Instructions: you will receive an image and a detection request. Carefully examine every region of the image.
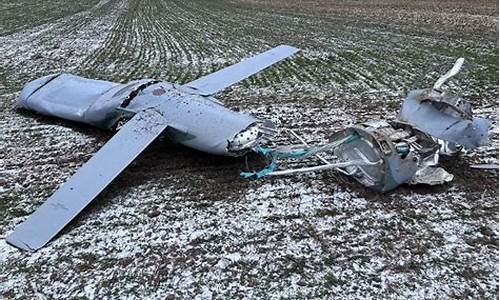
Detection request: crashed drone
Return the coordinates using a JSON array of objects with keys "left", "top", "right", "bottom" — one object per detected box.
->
[
  {"left": 7, "top": 45, "right": 489, "bottom": 251},
  {"left": 8, "top": 45, "right": 298, "bottom": 251}
]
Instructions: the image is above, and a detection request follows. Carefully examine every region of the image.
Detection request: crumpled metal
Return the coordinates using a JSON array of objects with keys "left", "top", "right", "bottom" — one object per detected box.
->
[{"left": 397, "top": 89, "right": 490, "bottom": 150}]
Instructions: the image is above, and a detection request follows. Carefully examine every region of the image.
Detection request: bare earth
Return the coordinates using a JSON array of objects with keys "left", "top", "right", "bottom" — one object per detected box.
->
[{"left": 0, "top": 0, "right": 498, "bottom": 299}]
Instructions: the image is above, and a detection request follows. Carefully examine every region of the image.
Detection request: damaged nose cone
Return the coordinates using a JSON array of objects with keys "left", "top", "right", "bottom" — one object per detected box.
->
[{"left": 227, "top": 120, "right": 278, "bottom": 154}]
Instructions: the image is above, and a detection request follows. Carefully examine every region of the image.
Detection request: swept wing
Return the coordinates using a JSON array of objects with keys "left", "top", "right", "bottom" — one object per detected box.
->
[
  {"left": 184, "top": 45, "right": 299, "bottom": 95},
  {"left": 7, "top": 109, "right": 169, "bottom": 251}
]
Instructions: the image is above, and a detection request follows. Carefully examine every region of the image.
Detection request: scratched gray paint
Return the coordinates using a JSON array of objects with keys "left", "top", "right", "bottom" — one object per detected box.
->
[
  {"left": 16, "top": 74, "right": 158, "bottom": 129},
  {"left": 131, "top": 82, "right": 259, "bottom": 155},
  {"left": 8, "top": 45, "right": 299, "bottom": 251},
  {"left": 17, "top": 74, "right": 118, "bottom": 126}
]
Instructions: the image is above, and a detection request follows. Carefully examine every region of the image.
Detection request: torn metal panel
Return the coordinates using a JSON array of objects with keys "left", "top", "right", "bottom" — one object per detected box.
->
[
  {"left": 244, "top": 121, "right": 444, "bottom": 192},
  {"left": 433, "top": 57, "right": 465, "bottom": 90},
  {"left": 397, "top": 89, "right": 490, "bottom": 149},
  {"left": 338, "top": 121, "right": 446, "bottom": 189},
  {"left": 470, "top": 164, "right": 499, "bottom": 170},
  {"left": 85, "top": 78, "right": 159, "bottom": 128},
  {"left": 397, "top": 58, "right": 490, "bottom": 149},
  {"left": 409, "top": 166, "right": 454, "bottom": 185},
  {"left": 329, "top": 121, "right": 434, "bottom": 192}
]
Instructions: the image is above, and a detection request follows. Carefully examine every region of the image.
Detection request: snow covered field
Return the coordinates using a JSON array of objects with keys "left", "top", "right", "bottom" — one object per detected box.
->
[{"left": 0, "top": 0, "right": 498, "bottom": 298}]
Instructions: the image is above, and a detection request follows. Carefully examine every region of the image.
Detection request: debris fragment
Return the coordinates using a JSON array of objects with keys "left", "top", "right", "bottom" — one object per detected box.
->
[
  {"left": 243, "top": 58, "right": 489, "bottom": 193},
  {"left": 409, "top": 166, "right": 454, "bottom": 185},
  {"left": 397, "top": 88, "right": 490, "bottom": 149},
  {"left": 397, "top": 58, "right": 490, "bottom": 149},
  {"left": 244, "top": 120, "right": 442, "bottom": 192},
  {"left": 469, "top": 164, "right": 499, "bottom": 170}
]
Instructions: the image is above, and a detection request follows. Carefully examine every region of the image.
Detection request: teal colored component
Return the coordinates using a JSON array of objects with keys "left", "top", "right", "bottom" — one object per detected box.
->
[
  {"left": 240, "top": 146, "right": 309, "bottom": 179},
  {"left": 240, "top": 161, "right": 278, "bottom": 179},
  {"left": 242, "top": 134, "right": 355, "bottom": 179}
]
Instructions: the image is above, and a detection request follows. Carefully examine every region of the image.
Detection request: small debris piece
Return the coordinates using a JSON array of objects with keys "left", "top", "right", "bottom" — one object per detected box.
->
[
  {"left": 409, "top": 166, "right": 454, "bottom": 185},
  {"left": 470, "top": 164, "right": 499, "bottom": 170},
  {"left": 147, "top": 210, "right": 161, "bottom": 218}
]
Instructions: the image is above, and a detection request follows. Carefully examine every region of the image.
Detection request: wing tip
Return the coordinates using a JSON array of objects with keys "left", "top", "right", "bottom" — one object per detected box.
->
[
  {"left": 6, "top": 233, "right": 38, "bottom": 252},
  {"left": 275, "top": 44, "right": 300, "bottom": 54}
]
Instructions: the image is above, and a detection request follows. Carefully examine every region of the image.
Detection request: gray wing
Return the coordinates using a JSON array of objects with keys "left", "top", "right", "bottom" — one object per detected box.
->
[
  {"left": 183, "top": 45, "right": 299, "bottom": 95},
  {"left": 6, "top": 109, "right": 169, "bottom": 251}
]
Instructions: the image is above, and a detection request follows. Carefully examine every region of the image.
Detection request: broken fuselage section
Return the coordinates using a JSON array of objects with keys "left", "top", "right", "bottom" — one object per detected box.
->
[
  {"left": 245, "top": 58, "right": 490, "bottom": 192},
  {"left": 397, "top": 88, "right": 489, "bottom": 151},
  {"left": 244, "top": 120, "right": 447, "bottom": 192},
  {"left": 17, "top": 73, "right": 276, "bottom": 156},
  {"left": 329, "top": 121, "right": 444, "bottom": 192}
]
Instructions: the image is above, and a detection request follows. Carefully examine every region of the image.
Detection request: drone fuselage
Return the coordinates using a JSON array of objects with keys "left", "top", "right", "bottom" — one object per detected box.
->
[
  {"left": 17, "top": 74, "right": 275, "bottom": 157},
  {"left": 8, "top": 45, "right": 298, "bottom": 251},
  {"left": 123, "top": 82, "right": 276, "bottom": 156}
]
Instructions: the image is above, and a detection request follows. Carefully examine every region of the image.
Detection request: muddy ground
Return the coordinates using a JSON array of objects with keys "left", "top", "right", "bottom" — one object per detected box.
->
[{"left": 0, "top": 0, "right": 498, "bottom": 299}]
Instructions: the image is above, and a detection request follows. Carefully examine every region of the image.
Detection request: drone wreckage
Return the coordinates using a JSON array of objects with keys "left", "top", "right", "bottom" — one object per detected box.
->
[{"left": 7, "top": 46, "right": 490, "bottom": 251}]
